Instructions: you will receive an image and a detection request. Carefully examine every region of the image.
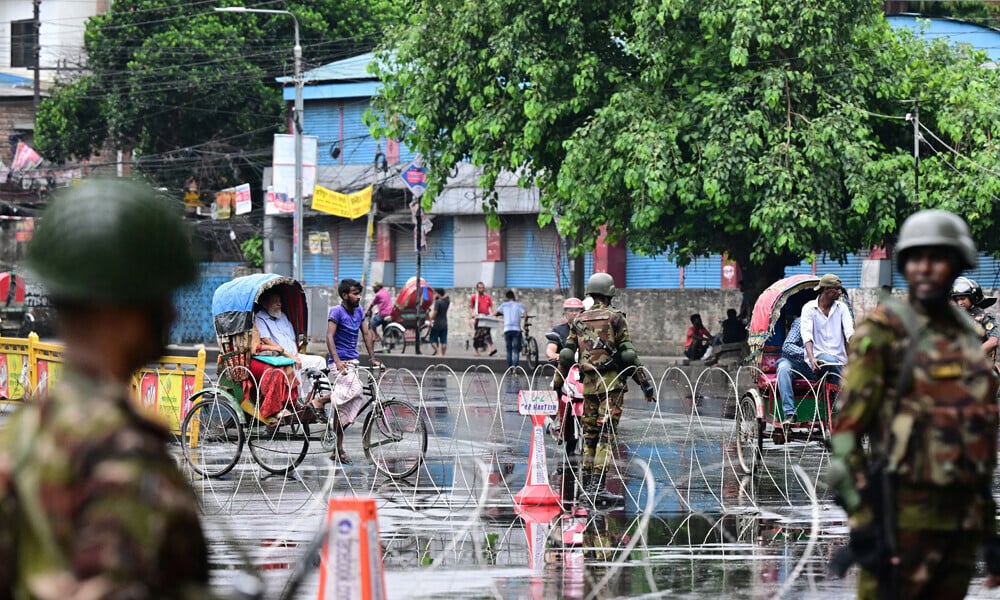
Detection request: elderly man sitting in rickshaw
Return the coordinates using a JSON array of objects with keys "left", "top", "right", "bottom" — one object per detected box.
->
[{"left": 253, "top": 289, "right": 328, "bottom": 421}]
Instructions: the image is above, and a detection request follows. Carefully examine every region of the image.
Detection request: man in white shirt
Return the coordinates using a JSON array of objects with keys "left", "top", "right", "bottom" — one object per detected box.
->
[
  {"left": 800, "top": 273, "right": 854, "bottom": 380},
  {"left": 255, "top": 289, "right": 328, "bottom": 402}
]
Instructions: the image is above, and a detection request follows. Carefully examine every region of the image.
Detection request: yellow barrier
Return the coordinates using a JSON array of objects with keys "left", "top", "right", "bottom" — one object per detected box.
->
[{"left": 1, "top": 333, "right": 207, "bottom": 435}]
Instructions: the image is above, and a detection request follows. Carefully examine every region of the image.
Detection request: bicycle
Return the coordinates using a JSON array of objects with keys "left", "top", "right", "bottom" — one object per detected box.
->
[
  {"left": 521, "top": 314, "right": 540, "bottom": 371},
  {"left": 180, "top": 364, "right": 428, "bottom": 480},
  {"left": 368, "top": 313, "right": 406, "bottom": 354},
  {"left": 307, "top": 365, "right": 427, "bottom": 479}
]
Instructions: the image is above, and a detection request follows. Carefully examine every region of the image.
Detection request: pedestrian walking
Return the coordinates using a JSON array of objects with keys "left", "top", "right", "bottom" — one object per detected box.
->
[
  {"left": 554, "top": 273, "right": 656, "bottom": 507},
  {"left": 0, "top": 179, "right": 216, "bottom": 598},
  {"left": 496, "top": 290, "right": 526, "bottom": 369},
  {"left": 469, "top": 281, "right": 496, "bottom": 357},
  {"left": 827, "top": 210, "right": 1000, "bottom": 598},
  {"left": 428, "top": 287, "right": 450, "bottom": 356}
]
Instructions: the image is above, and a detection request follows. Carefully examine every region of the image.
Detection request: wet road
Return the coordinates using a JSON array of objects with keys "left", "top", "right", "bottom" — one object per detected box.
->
[{"left": 177, "top": 364, "right": 1000, "bottom": 599}]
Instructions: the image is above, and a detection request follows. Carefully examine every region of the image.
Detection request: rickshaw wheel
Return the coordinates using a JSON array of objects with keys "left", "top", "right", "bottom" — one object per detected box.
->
[
  {"left": 247, "top": 414, "right": 310, "bottom": 476},
  {"left": 180, "top": 391, "right": 244, "bottom": 478},
  {"left": 735, "top": 393, "right": 762, "bottom": 475},
  {"left": 363, "top": 399, "right": 427, "bottom": 479},
  {"left": 382, "top": 326, "right": 405, "bottom": 354}
]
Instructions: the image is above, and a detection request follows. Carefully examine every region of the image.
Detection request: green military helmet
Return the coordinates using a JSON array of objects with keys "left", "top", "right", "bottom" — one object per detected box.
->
[
  {"left": 26, "top": 178, "right": 198, "bottom": 304},
  {"left": 895, "top": 209, "right": 977, "bottom": 273},
  {"left": 586, "top": 272, "right": 616, "bottom": 298}
]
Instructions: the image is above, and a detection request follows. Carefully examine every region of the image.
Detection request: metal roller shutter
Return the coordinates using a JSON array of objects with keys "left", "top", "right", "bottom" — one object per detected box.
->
[
  {"left": 394, "top": 216, "right": 454, "bottom": 287},
  {"left": 506, "top": 216, "right": 564, "bottom": 288},
  {"left": 336, "top": 219, "right": 368, "bottom": 282},
  {"left": 683, "top": 255, "right": 722, "bottom": 288},
  {"left": 303, "top": 253, "right": 335, "bottom": 286},
  {"left": 625, "top": 249, "right": 682, "bottom": 288}
]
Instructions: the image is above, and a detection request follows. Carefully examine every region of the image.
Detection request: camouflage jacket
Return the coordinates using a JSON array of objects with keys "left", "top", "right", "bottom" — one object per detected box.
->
[
  {"left": 567, "top": 301, "right": 631, "bottom": 394},
  {"left": 968, "top": 306, "right": 999, "bottom": 362},
  {"left": 0, "top": 371, "right": 213, "bottom": 599},
  {"left": 833, "top": 299, "right": 999, "bottom": 533}
]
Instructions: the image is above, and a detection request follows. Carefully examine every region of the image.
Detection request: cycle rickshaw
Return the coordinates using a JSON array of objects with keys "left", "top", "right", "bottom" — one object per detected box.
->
[
  {"left": 370, "top": 277, "right": 433, "bottom": 354},
  {"left": 179, "top": 273, "right": 427, "bottom": 479},
  {"left": 733, "top": 274, "right": 849, "bottom": 473}
]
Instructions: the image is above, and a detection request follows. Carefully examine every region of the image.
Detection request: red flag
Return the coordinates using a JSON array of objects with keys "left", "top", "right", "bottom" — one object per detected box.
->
[{"left": 10, "top": 141, "right": 42, "bottom": 172}]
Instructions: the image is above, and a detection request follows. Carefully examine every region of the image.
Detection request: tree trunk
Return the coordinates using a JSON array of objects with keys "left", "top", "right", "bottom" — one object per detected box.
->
[{"left": 729, "top": 251, "right": 798, "bottom": 318}]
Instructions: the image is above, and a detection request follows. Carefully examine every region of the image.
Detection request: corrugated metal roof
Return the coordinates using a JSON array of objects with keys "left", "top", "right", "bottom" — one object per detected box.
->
[{"left": 278, "top": 52, "right": 375, "bottom": 84}]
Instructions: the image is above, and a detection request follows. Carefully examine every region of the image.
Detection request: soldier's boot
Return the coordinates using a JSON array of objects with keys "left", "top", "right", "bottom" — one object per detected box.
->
[{"left": 592, "top": 471, "right": 625, "bottom": 509}]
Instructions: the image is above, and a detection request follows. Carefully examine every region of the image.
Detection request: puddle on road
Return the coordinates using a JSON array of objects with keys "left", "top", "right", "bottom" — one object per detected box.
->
[{"left": 188, "top": 367, "right": 1000, "bottom": 599}]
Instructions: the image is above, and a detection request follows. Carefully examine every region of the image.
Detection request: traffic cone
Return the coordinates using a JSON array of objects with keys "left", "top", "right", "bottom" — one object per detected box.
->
[
  {"left": 317, "top": 497, "right": 386, "bottom": 600},
  {"left": 514, "top": 413, "right": 562, "bottom": 506}
]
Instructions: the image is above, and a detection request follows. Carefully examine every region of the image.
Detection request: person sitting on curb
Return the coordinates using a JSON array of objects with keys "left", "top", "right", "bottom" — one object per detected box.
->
[{"left": 684, "top": 314, "right": 712, "bottom": 361}]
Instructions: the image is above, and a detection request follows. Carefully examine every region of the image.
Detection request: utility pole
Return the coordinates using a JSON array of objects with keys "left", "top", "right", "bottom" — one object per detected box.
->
[
  {"left": 360, "top": 146, "right": 381, "bottom": 288},
  {"left": 32, "top": 0, "right": 40, "bottom": 108},
  {"left": 906, "top": 99, "right": 920, "bottom": 210},
  {"left": 414, "top": 192, "right": 423, "bottom": 355}
]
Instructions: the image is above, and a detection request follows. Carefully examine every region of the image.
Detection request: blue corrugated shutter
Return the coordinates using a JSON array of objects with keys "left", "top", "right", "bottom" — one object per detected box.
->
[
  {"left": 342, "top": 101, "right": 378, "bottom": 165},
  {"left": 967, "top": 255, "right": 1000, "bottom": 289},
  {"left": 894, "top": 252, "right": 1000, "bottom": 290},
  {"left": 555, "top": 243, "right": 593, "bottom": 289},
  {"left": 625, "top": 249, "right": 682, "bottom": 288},
  {"left": 393, "top": 217, "right": 454, "bottom": 287},
  {"left": 303, "top": 252, "right": 335, "bottom": 286},
  {"left": 306, "top": 103, "right": 341, "bottom": 166},
  {"left": 785, "top": 257, "right": 815, "bottom": 277},
  {"left": 785, "top": 254, "right": 862, "bottom": 287},
  {"left": 815, "top": 253, "right": 862, "bottom": 288},
  {"left": 683, "top": 255, "right": 722, "bottom": 288},
  {"left": 506, "top": 217, "right": 563, "bottom": 287},
  {"left": 336, "top": 219, "right": 368, "bottom": 282}
]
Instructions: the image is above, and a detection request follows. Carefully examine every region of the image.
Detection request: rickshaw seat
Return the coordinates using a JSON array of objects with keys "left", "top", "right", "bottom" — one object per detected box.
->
[{"left": 758, "top": 372, "right": 818, "bottom": 394}]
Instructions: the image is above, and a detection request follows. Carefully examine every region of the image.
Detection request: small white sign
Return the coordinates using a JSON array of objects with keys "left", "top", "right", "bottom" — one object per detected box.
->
[{"left": 518, "top": 390, "right": 559, "bottom": 416}]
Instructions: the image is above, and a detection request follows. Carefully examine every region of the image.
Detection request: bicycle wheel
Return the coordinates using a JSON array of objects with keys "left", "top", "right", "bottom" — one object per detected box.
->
[
  {"left": 180, "top": 393, "right": 244, "bottom": 478},
  {"left": 382, "top": 326, "right": 405, "bottom": 354},
  {"left": 524, "top": 336, "right": 539, "bottom": 370},
  {"left": 247, "top": 412, "right": 310, "bottom": 476},
  {"left": 320, "top": 410, "right": 337, "bottom": 452},
  {"left": 363, "top": 399, "right": 427, "bottom": 479}
]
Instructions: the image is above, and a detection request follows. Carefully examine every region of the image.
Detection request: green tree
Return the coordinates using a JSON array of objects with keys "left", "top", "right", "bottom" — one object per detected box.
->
[
  {"left": 35, "top": 0, "right": 403, "bottom": 192},
  {"left": 372, "top": 0, "right": 1000, "bottom": 293}
]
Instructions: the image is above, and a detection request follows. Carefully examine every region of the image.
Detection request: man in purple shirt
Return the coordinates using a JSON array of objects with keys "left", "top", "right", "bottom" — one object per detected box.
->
[{"left": 326, "top": 278, "right": 379, "bottom": 464}]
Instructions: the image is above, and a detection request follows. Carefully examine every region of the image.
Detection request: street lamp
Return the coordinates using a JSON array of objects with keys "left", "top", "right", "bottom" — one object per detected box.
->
[{"left": 215, "top": 6, "right": 304, "bottom": 283}]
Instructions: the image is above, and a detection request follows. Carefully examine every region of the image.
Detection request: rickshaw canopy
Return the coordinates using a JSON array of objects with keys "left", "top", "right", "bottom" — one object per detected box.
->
[
  {"left": 395, "top": 277, "right": 433, "bottom": 312},
  {"left": 748, "top": 274, "right": 821, "bottom": 349},
  {"left": 212, "top": 274, "right": 307, "bottom": 338}
]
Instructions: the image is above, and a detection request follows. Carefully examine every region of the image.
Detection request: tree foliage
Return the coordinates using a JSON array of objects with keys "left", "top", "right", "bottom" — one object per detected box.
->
[
  {"left": 35, "top": 0, "right": 403, "bottom": 191},
  {"left": 372, "top": 0, "right": 1000, "bottom": 289}
]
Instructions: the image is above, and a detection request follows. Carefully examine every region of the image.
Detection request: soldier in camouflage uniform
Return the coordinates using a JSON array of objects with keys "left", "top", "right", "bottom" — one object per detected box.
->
[
  {"left": 950, "top": 276, "right": 999, "bottom": 364},
  {"left": 0, "top": 179, "right": 216, "bottom": 599},
  {"left": 826, "top": 210, "right": 1000, "bottom": 599},
  {"left": 554, "top": 273, "right": 655, "bottom": 507}
]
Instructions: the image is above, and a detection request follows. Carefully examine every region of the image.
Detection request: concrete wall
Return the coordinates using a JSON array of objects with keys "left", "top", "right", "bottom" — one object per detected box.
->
[{"left": 253, "top": 284, "right": 1000, "bottom": 355}]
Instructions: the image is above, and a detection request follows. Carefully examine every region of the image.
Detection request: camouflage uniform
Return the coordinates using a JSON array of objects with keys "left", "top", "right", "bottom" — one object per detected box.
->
[
  {"left": 967, "top": 306, "right": 999, "bottom": 363},
  {"left": 832, "top": 298, "right": 998, "bottom": 599},
  {"left": 0, "top": 371, "right": 213, "bottom": 599},
  {"left": 566, "top": 300, "right": 631, "bottom": 473}
]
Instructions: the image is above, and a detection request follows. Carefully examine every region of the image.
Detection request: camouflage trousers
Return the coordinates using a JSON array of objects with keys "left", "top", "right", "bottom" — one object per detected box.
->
[
  {"left": 581, "top": 390, "right": 625, "bottom": 474},
  {"left": 857, "top": 529, "right": 979, "bottom": 600}
]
